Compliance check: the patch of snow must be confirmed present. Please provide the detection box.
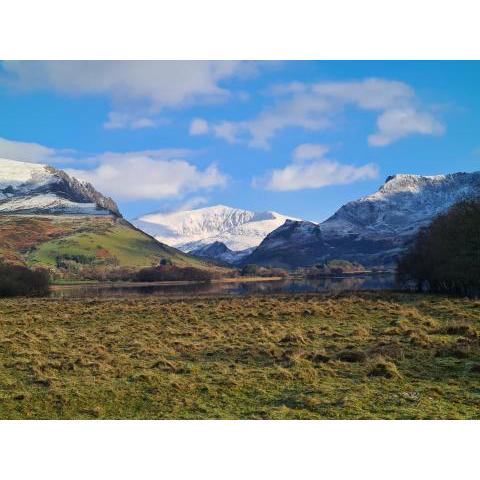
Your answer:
[0,193,111,215]
[0,158,53,193]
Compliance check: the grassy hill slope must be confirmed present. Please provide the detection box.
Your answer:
[0,215,217,278]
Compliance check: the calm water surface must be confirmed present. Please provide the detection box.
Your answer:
[50,274,396,299]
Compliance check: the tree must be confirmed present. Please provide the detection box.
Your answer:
[397,199,480,296]
[0,264,50,297]
[241,264,258,276]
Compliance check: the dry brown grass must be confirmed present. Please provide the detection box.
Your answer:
[0,292,479,419]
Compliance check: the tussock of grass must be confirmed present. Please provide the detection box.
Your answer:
[0,292,479,419]
[367,357,401,379]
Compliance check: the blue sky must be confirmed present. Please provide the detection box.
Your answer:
[0,60,479,221]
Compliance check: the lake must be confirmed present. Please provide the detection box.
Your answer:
[50,274,397,298]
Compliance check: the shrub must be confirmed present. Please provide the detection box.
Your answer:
[0,263,50,297]
[240,264,288,277]
[305,260,365,278]
[241,264,259,276]
[135,265,213,282]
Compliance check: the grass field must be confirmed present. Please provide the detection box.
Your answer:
[0,292,479,419]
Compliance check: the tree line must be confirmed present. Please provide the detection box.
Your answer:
[397,199,480,296]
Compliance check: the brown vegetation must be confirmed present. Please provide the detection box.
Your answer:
[0,292,478,419]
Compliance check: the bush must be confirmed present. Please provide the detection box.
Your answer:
[135,265,213,282]
[0,264,50,297]
[304,260,365,278]
[241,264,259,276]
[397,199,480,296]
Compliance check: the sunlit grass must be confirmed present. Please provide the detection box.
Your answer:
[0,292,479,419]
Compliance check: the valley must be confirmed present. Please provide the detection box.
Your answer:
[1,157,479,421]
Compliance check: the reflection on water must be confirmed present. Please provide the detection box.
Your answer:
[50,274,396,299]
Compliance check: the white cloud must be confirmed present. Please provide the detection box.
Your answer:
[0,136,227,202]
[130,118,156,130]
[293,143,330,161]
[368,108,445,146]
[213,121,242,144]
[254,143,378,191]
[311,78,414,110]
[1,61,258,129]
[104,112,159,130]
[67,150,228,201]
[208,78,444,148]
[0,137,73,164]
[189,118,209,135]
[176,196,209,211]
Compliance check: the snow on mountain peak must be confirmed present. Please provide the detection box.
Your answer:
[323,171,480,232]
[0,157,120,216]
[0,158,53,188]
[133,204,300,251]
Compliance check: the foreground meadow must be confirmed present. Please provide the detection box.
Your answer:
[0,293,479,419]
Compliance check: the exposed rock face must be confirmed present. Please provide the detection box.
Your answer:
[0,158,121,216]
[244,220,327,268]
[45,166,121,216]
[189,241,254,265]
[242,172,480,269]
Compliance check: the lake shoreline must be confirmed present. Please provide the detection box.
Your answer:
[48,273,397,299]
[51,275,285,290]
[51,271,394,290]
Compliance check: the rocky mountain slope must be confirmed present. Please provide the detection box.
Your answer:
[189,241,254,265]
[243,172,480,269]
[0,158,215,277]
[0,158,120,216]
[134,205,299,252]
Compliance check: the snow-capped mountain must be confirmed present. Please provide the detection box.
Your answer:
[133,205,299,252]
[243,172,480,268]
[321,173,480,241]
[0,158,120,216]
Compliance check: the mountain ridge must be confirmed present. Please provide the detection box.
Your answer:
[242,171,480,268]
[0,158,121,216]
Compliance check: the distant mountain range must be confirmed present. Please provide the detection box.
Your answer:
[243,172,480,268]
[4,157,479,274]
[133,205,299,252]
[138,172,480,269]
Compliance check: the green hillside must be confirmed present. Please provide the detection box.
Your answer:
[0,215,216,278]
